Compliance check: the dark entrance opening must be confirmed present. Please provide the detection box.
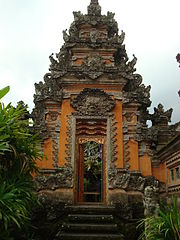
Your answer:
[83,141,102,202]
[75,139,105,204]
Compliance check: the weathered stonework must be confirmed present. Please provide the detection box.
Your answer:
[144,185,159,217]
[30,2,180,239]
[32,1,179,224]
[108,169,160,192]
[35,168,73,190]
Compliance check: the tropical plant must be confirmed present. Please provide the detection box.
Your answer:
[0,86,10,100]
[0,86,42,239]
[138,196,180,240]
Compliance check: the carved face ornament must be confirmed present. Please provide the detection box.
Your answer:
[90,29,98,43]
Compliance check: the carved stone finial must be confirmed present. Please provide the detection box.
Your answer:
[88,0,101,16]
[150,103,173,126]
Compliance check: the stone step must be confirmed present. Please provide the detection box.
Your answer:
[66,205,115,215]
[55,233,125,240]
[64,223,118,233]
[68,213,114,223]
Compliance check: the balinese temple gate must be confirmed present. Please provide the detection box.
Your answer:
[33,0,174,222]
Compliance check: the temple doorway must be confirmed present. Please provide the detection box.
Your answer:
[75,137,106,204]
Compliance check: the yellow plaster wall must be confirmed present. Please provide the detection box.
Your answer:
[113,100,123,168]
[139,154,152,176]
[58,99,74,167]
[128,140,139,171]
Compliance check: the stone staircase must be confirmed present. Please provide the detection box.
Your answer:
[55,205,124,240]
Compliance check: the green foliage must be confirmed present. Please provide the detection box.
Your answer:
[0,89,42,239]
[138,196,180,240]
[0,102,41,176]
[0,86,10,100]
[0,180,31,230]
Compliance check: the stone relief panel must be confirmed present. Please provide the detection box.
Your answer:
[108,168,162,192]
[122,107,139,170]
[65,114,74,168]
[79,28,108,42]
[71,88,116,116]
[44,109,61,169]
[35,167,73,191]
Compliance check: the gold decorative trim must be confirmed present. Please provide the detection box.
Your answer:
[79,137,105,144]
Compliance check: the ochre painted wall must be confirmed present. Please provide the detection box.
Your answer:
[152,163,166,183]
[113,100,123,168]
[58,99,74,167]
[139,154,152,176]
[37,138,54,169]
[128,139,139,171]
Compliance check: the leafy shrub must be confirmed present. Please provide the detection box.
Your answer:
[138,196,180,240]
[0,87,42,239]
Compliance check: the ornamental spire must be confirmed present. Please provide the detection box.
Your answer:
[88,0,101,16]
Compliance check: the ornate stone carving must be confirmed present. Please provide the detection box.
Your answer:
[150,103,173,127]
[90,29,99,43]
[126,54,137,73]
[123,140,130,169]
[87,0,101,16]
[114,45,128,67]
[144,185,159,217]
[35,168,73,190]
[108,169,160,192]
[143,103,177,159]
[71,88,116,116]
[65,115,73,167]
[62,29,70,42]
[110,115,118,163]
[52,119,61,168]
[73,11,83,21]
[117,30,125,45]
[80,53,106,79]
[82,54,105,71]
[40,0,145,82]
[33,74,62,140]
[34,76,62,103]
